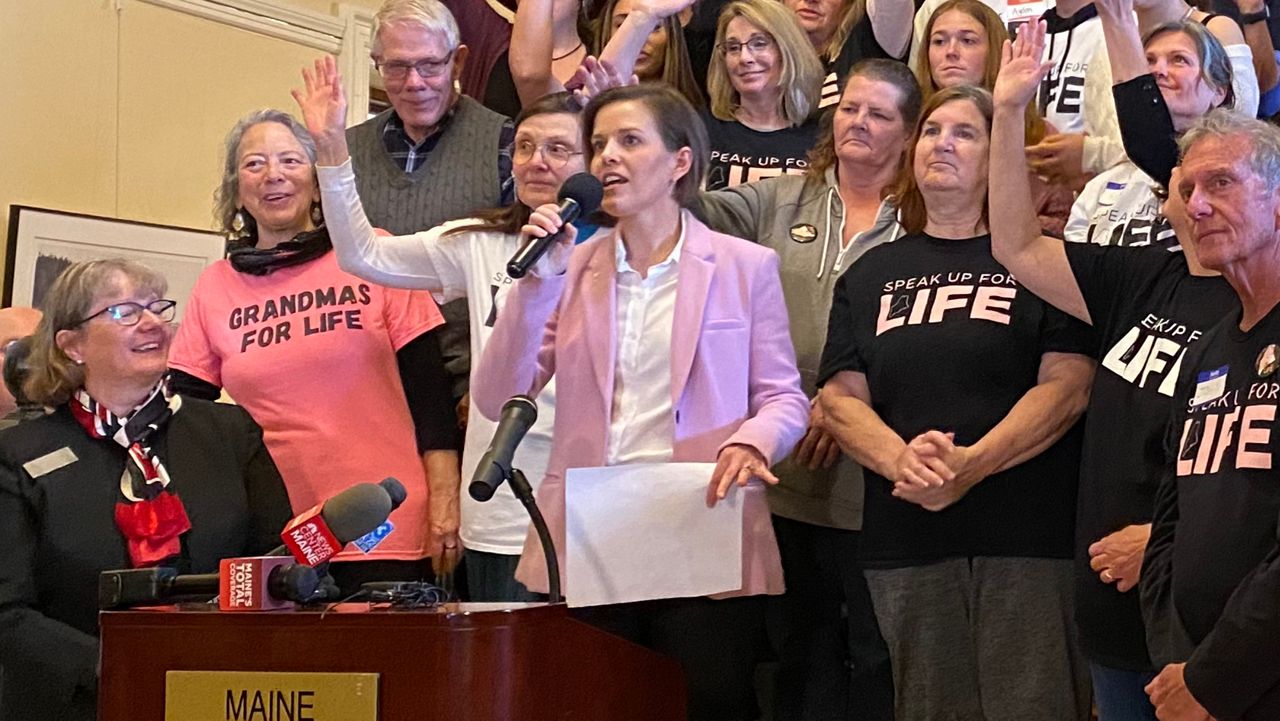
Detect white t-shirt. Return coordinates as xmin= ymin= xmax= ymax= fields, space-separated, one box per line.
xmin=1064 ymin=161 xmax=1175 ymax=248
xmin=410 ymin=219 xmax=562 ymax=554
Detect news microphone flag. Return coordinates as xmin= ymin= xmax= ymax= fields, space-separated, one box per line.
xmin=280 ymin=503 xmax=344 ymax=566
xmin=219 ymin=557 xmax=300 ymax=611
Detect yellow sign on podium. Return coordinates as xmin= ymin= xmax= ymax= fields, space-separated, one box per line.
xmin=165 ymin=671 xmax=379 ymax=721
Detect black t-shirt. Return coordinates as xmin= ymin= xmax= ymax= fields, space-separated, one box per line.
xmin=817 ymin=233 xmax=1093 ymax=567
xmin=1065 ymin=243 xmax=1238 ymax=670
xmin=819 ymin=13 xmax=895 ymax=108
xmin=482 ymin=49 xmax=522 ymax=121
xmin=1144 ymin=301 xmax=1280 ymax=717
xmin=701 ymin=112 xmax=820 ymax=191
xmin=684 ymin=0 xmax=731 ymax=97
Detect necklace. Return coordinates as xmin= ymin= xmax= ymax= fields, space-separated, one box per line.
xmin=552 ymin=42 xmax=584 ymax=62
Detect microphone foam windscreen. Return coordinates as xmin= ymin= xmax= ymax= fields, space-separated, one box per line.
xmin=558 ymin=173 xmax=604 ymax=215
xmin=324 ymin=482 xmax=394 ymax=542
xmin=378 ymin=477 xmax=408 ymax=511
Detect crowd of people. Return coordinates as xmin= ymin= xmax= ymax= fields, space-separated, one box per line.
xmin=2 ymin=0 xmax=1278 ymax=719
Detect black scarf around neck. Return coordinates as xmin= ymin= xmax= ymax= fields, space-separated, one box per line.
xmin=227 ymin=226 xmax=332 ymax=276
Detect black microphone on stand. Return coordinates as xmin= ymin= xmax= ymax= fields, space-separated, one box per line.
xmin=470 ymin=396 xmax=562 ymax=603
xmin=506 ymin=173 xmax=604 ymax=279
xmin=470 ymin=396 xmax=538 ymax=502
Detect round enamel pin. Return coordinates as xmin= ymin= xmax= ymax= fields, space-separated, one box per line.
xmin=790 ymin=223 xmax=817 ymax=243
xmin=1257 ymin=343 xmax=1279 ymax=378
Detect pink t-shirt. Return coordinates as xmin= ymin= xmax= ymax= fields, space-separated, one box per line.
xmin=169 ymin=252 xmax=444 ymax=561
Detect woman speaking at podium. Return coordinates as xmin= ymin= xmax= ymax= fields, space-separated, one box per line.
xmin=0 ymin=260 xmax=292 ymax=721
xmin=472 ymin=83 xmax=809 ymax=721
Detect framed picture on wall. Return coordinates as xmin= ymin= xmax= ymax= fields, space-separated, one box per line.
xmin=4 ymin=205 xmax=225 ymax=322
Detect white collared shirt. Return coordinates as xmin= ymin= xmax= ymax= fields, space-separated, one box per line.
xmin=605 ymin=217 xmax=686 ymax=466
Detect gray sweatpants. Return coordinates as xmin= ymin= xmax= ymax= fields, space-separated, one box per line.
xmin=864 ymin=557 xmax=1091 ymax=721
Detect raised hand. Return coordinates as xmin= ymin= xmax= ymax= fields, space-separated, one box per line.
xmin=633 ymin=0 xmax=698 ymax=20
xmin=567 ymin=56 xmax=639 ymax=108
xmin=993 ymin=19 xmax=1052 ymax=111
xmin=291 ymin=55 xmax=349 ymax=164
xmin=1093 ymin=0 xmax=1136 ymax=20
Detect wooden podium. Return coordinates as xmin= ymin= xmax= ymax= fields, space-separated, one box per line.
xmin=98 ymin=602 xmax=686 ymax=721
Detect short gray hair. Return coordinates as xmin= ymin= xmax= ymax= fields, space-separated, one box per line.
xmin=371 ymin=0 xmax=460 ymax=58
xmin=1179 ymin=108 xmax=1280 ymax=188
xmin=213 ymin=109 xmax=317 ymax=237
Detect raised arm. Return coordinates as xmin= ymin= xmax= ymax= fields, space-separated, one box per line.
xmin=509 ymin=0 xmax=565 ymax=104
xmin=868 ymin=0 xmax=915 ymax=60
xmin=1097 ymin=0 xmax=1178 ymax=188
xmin=1236 ymin=0 xmax=1279 ymax=93
xmin=990 ymin=23 xmax=1092 ymax=324
xmin=597 ymin=0 xmax=697 ymax=80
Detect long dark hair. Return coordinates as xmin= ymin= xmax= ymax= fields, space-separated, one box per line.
xmin=445 ymin=93 xmax=584 ymax=237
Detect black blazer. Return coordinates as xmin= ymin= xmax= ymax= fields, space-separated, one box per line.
xmin=0 ymin=397 xmax=293 ymax=721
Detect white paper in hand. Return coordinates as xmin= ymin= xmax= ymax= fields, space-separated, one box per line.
xmin=564 ymin=462 xmax=743 ymax=608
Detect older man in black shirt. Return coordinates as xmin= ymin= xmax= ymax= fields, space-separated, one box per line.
xmin=1141 ymin=109 xmax=1280 ymax=721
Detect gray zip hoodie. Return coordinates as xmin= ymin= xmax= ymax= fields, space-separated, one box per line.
xmin=699 ymin=168 xmax=901 ymax=530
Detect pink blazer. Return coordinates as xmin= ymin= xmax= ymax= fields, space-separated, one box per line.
xmin=473 ymin=212 xmax=809 ymax=598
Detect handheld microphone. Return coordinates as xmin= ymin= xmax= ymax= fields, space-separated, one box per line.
xmin=470 ymin=396 xmax=538 ymax=502
xmin=218 ymin=556 xmax=322 ymax=611
xmin=276 ymin=478 xmax=406 ymax=565
xmin=98 ymin=560 xmax=319 ymax=610
xmin=506 ymin=173 xmax=604 ymax=279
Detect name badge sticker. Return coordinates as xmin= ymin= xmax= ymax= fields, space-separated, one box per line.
xmin=1192 ymin=366 xmax=1229 ymax=407
xmin=22 ymin=447 xmax=78 ymax=478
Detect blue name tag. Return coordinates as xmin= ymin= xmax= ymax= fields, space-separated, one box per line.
xmin=352 ymin=521 xmax=394 ymax=554
xmin=1192 ymin=365 xmax=1230 ymax=407
xmin=1197 ymin=366 xmax=1228 ymax=383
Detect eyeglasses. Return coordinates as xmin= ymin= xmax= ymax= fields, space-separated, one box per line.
xmin=73 ymin=299 xmax=177 ymax=328
xmin=513 ymin=139 xmax=583 ymax=167
xmin=718 ymin=35 xmax=775 ymax=57
xmin=375 ymin=51 xmax=456 ymax=82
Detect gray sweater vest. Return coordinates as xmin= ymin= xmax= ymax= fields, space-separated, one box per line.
xmin=346 ymin=96 xmax=507 ymax=235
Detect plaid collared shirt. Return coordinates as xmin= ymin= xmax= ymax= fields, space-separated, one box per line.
xmin=382 ymin=106 xmax=515 ymax=205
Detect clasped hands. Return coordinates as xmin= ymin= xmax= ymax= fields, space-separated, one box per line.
xmin=891 ymin=430 xmax=986 ymax=512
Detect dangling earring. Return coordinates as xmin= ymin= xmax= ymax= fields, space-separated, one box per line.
xmin=231 ymin=209 xmax=247 ymax=237
xmin=310 ymin=202 xmax=324 ymax=226
xmin=453 ymin=79 xmax=462 ymax=95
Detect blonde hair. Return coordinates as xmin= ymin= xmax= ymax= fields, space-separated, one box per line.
xmin=707 ymin=0 xmax=823 ymax=125
xmin=24 ymin=260 xmax=168 ymax=407
xmin=819 ymin=0 xmax=867 ymax=63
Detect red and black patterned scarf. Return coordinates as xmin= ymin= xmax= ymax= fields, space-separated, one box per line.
xmin=69 ymin=383 xmax=191 ymax=567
